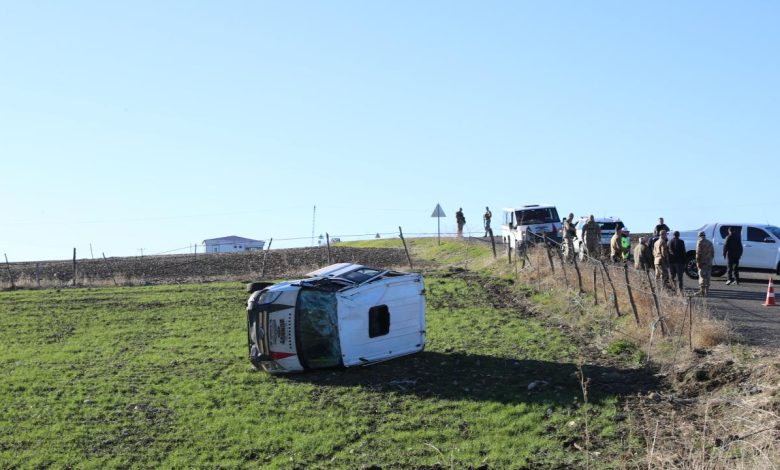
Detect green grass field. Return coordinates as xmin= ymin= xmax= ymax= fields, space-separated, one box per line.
xmin=1 ymin=264 xmax=639 ymax=468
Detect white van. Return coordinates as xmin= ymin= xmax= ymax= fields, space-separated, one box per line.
xmin=501 ymin=204 xmax=562 ymax=248
xmin=246 ymin=263 xmax=426 ymax=373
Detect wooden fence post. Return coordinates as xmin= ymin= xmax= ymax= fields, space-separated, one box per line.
xmin=688 ymin=297 xmax=694 ymax=351
xmin=489 ymin=229 xmax=496 ymax=259
xmin=4 ymin=254 xmax=15 ymax=290
xmin=399 ymin=227 xmax=413 ymax=271
xmin=555 ymin=246 xmax=569 ymax=287
xmin=644 ymin=268 xmax=667 ymax=336
xmin=260 ymin=238 xmax=273 ymax=278
xmin=521 ymin=243 xmax=531 ymax=268
xmin=623 ymin=264 xmax=640 ymax=325
xmin=599 ymin=261 xmax=621 ymax=317
xmin=72 ymin=248 xmax=77 ymax=287
xmin=545 ymin=244 xmax=555 ymax=274
xmin=572 ymin=254 xmax=583 ymax=293
xmin=599 ymin=264 xmax=608 ymax=303
xmin=326 ymin=233 xmax=332 ymax=264
xmin=507 ymin=241 xmax=512 ymax=265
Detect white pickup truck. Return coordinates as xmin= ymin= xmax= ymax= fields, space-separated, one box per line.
xmin=678 ymin=223 xmax=780 ymax=279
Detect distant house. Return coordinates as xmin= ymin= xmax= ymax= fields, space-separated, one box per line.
xmin=202 ymin=236 xmax=265 ymax=253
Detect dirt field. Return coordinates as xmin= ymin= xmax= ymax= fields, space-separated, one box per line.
xmin=0 ymin=246 xmax=411 ymax=289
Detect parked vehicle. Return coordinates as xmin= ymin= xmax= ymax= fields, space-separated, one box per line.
xmin=501 ymin=204 xmax=562 ymax=248
xmin=678 ymin=223 xmax=780 ymax=279
xmin=572 ymin=216 xmax=625 ymax=258
xmin=246 ymin=263 xmax=426 ymax=374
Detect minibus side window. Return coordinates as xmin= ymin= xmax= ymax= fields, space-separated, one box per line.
xmin=369 ymin=305 xmax=390 ymax=338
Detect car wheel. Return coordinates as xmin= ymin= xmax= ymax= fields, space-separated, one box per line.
xmin=685 ymin=255 xmax=699 ymax=280
xmin=711 ymin=267 xmax=726 ymax=277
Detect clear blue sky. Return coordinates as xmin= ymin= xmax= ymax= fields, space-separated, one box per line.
xmin=2 ymin=1 xmax=778 ymax=261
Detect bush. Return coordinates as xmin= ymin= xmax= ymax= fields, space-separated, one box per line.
xmin=606 ymin=339 xmax=645 ymax=365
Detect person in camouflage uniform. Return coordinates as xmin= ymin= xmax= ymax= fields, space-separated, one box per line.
xmin=610 ymin=229 xmax=623 ymax=262
xmin=581 ymin=215 xmax=601 ymax=259
xmin=455 ymin=208 xmax=466 ymax=237
xmin=483 ymin=207 xmax=492 ymax=237
xmin=562 ymin=213 xmax=576 ymax=262
xmin=633 ymin=237 xmax=652 ymax=271
xmin=696 ymin=231 xmax=715 ymax=296
xmin=653 ymin=230 xmax=671 ymax=289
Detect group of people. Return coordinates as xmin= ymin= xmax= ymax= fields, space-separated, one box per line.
xmin=632 ymin=218 xmax=742 ymax=297
xmin=561 ymin=213 xmax=629 ymax=262
xmin=459 ymin=208 xmax=744 ymax=297
xmin=455 ymin=207 xmax=493 ymax=238
xmin=631 ymin=220 xmax=690 ymax=294
xmin=563 ymin=215 xmax=744 ymax=297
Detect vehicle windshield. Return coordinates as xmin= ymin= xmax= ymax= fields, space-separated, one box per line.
xmin=339 ymin=267 xmax=383 ymax=284
xmin=516 ymin=208 xmax=558 ymax=225
xmin=599 ymin=222 xmax=623 ymax=231
xmin=296 ymin=288 xmax=342 ymax=369
xmin=765 ymin=226 xmax=780 ymax=239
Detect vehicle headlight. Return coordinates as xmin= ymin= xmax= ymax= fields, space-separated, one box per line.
xmin=258 ymin=290 xmax=283 ymax=305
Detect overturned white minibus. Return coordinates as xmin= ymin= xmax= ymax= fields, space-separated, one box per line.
xmin=246 ymin=263 xmax=426 ymax=373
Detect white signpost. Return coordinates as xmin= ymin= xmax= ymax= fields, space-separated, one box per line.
xmin=431 ymin=203 xmax=446 ymax=245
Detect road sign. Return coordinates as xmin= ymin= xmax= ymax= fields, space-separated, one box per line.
xmin=431 ymin=203 xmax=446 ymax=244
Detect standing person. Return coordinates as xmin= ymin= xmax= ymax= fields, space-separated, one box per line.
xmin=610 ymin=229 xmax=624 ymax=263
xmin=634 ymin=237 xmax=652 ymax=271
xmin=620 ymin=228 xmax=631 ymax=261
xmin=653 ymin=230 xmax=670 ymax=288
xmin=723 ymin=226 xmax=743 ymax=285
xmin=696 ymin=231 xmax=715 ymax=296
xmin=483 ymin=207 xmax=492 ymax=237
xmin=667 ymin=231 xmax=687 ymax=293
xmin=581 ymin=215 xmax=601 ymax=259
xmin=455 ymin=208 xmax=466 ymax=238
xmin=562 ymin=213 xmax=576 ymax=262
xmin=654 ymin=217 xmax=670 ymax=237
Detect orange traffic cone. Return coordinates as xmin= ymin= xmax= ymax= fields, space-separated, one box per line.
xmin=764 ymin=278 xmax=776 ymax=306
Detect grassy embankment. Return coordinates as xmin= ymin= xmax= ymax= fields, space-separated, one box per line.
xmin=1 ymin=238 xmax=646 ymax=468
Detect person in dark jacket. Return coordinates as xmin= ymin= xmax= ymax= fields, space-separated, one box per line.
xmin=667 ymin=231 xmax=687 ymax=293
xmin=456 ymin=208 xmax=466 ymax=238
xmin=723 ymin=227 xmax=743 ymax=285
xmin=654 ymin=217 xmax=670 ymax=237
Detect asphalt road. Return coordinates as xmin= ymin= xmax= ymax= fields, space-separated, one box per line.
xmin=685 ymin=272 xmax=780 ymax=349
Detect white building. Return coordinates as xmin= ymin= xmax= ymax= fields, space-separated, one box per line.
xmin=202 ymin=236 xmax=265 ymax=253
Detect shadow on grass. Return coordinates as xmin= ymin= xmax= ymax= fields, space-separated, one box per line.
xmin=286 ymin=351 xmax=659 ymax=405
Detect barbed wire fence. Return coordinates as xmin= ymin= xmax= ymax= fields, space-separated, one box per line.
xmin=505 ymin=230 xmax=725 ymax=370
xmin=0 ymin=227 xmax=492 ymax=290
